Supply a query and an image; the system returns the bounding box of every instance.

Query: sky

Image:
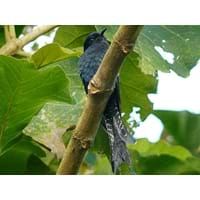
[134,60,200,142]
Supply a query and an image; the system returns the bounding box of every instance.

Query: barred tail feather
[103,111,131,173]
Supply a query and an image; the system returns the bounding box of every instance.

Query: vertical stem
[8,26,16,40]
[4,26,10,42]
[4,25,16,42]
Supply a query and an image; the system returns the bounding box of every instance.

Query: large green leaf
[96,25,200,77]
[130,154,199,175]
[54,25,96,48]
[54,58,85,103]
[0,135,49,175]
[154,110,200,156]
[126,138,200,175]
[129,138,192,160]
[31,45,84,102]
[120,52,157,121]
[93,154,113,175]
[0,56,72,153]
[23,101,82,159]
[31,43,82,68]
[23,57,85,158]
[25,154,53,175]
[135,26,200,77]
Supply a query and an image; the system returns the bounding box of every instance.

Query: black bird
[78,29,131,173]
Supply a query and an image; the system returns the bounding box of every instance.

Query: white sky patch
[134,114,164,142]
[154,46,175,64]
[134,60,200,142]
[162,39,166,43]
[129,107,141,123]
[23,26,57,53]
[149,60,200,113]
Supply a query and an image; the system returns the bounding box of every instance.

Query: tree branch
[0,25,58,56]
[56,25,143,175]
[16,50,31,58]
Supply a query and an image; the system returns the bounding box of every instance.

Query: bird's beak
[100,28,107,36]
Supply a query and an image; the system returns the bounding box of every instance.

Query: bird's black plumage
[78,29,130,173]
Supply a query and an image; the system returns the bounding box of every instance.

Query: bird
[78,28,131,173]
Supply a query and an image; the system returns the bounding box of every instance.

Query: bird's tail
[103,111,131,173]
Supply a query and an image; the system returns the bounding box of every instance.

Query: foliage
[0,25,200,174]
[154,110,200,157]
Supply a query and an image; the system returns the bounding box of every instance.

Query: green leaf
[97,25,200,77]
[120,52,158,121]
[0,147,31,174]
[25,154,53,175]
[92,126,110,159]
[23,57,85,158]
[183,157,200,174]
[0,136,48,174]
[54,58,85,103]
[0,56,72,153]
[129,138,192,161]
[93,154,113,175]
[154,110,200,156]
[54,25,96,48]
[135,26,200,77]
[23,102,82,159]
[132,154,186,175]
[127,138,200,175]
[11,135,46,158]
[131,154,200,175]
[31,43,82,68]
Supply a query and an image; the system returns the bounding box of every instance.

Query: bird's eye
[90,38,95,42]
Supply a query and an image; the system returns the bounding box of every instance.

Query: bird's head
[83,28,107,51]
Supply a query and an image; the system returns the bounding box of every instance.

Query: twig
[8,26,16,40]
[0,25,58,55]
[4,26,11,42]
[56,25,143,175]
[16,50,31,58]
[4,25,17,42]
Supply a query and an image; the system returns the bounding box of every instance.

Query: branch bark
[0,25,58,56]
[56,25,143,175]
